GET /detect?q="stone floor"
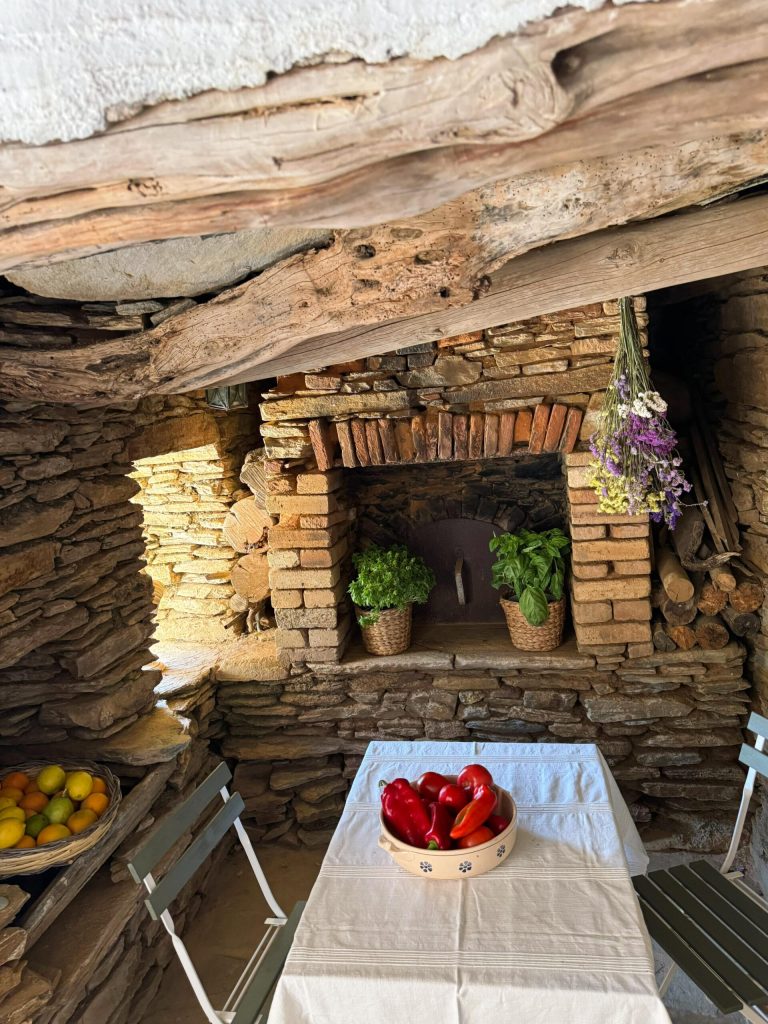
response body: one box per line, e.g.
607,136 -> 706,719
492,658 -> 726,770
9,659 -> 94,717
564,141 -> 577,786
140,844 -> 754,1024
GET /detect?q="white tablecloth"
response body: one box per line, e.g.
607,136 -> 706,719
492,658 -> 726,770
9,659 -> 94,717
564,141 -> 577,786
269,741 -> 671,1024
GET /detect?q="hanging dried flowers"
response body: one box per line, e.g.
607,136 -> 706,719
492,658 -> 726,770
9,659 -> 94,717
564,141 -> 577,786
588,297 -> 690,529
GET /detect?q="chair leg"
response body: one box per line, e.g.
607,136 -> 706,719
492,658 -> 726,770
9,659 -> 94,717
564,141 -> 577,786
658,962 -> 678,998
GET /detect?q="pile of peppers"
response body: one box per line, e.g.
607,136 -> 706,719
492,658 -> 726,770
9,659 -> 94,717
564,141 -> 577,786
380,763 -> 510,851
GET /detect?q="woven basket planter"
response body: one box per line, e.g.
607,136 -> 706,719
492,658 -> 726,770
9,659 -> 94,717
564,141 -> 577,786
0,760 -> 121,878
356,605 -> 412,656
500,596 -> 566,652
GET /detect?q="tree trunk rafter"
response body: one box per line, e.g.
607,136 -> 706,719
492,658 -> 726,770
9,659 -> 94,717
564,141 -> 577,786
2,0 -> 768,402
0,0 -> 767,269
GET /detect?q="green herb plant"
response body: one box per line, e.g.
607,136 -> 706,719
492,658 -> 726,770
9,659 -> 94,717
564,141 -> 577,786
348,544 -> 436,627
489,528 -> 571,626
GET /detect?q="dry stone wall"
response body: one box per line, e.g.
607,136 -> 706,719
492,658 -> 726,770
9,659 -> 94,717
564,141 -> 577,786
672,268 -> 768,887
217,633 -> 748,851
129,394 -> 257,643
0,391 -> 255,747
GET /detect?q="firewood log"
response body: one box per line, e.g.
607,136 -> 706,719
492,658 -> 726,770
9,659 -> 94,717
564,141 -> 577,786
672,506 -> 704,567
664,623 -> 697,650
699,543 -> 736,591
728,580 -> 764,613
720,604 -> 760,637
656,545 -> 694,602
652,620 -> 677,651
230,551 -> 270,602
693,614 -> 730,649
697,580 -> 727,616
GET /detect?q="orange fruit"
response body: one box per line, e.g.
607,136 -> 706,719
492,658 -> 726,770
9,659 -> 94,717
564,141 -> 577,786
0,787 -> 24,804
66,809 -> 97,835
14,835 -> 35,849
82,793 -> 109,817
25,780 -> 39,794
36,824 -> 71,845
3,772 -> 30,791
91,777 -> 107,795
19,792 -> 48,813
24,808 -> 37,820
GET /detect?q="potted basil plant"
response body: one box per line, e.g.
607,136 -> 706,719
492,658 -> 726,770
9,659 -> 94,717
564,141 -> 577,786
489,528 -> 571,651
348,544 -> 435,655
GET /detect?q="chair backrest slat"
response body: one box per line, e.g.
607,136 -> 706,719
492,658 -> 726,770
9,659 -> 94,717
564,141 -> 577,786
739,742 -> 768,781
747,711 -> 768,741
128,761 -> 232,883
145,791 -> 245,921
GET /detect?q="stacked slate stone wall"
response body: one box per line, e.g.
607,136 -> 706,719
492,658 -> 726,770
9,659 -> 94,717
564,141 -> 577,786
129,393 -> 258,643
217,634 -> 748,851
662,269 -> 768,887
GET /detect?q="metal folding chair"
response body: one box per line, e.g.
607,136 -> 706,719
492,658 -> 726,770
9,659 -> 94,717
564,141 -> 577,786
633,711 -> 768,1023
128,761 -> 305,1024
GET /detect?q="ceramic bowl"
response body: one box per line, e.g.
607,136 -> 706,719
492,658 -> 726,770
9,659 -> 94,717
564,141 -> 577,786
378,779 -> 517,879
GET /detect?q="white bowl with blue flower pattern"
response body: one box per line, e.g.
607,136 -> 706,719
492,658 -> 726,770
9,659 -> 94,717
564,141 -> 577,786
378,781 -> 517,879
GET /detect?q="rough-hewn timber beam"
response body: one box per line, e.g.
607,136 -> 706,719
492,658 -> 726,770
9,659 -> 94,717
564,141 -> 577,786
0,0 -> 767,271
4,178 -> 768,403
245,193 -> 768,382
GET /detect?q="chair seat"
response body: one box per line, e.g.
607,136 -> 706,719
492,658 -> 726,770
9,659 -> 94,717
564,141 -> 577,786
634,859 -> 768,1016
232,900 -> 305,1024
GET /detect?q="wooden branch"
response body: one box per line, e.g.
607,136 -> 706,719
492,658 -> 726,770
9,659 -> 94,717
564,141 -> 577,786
1,0 -> 768,271
671,506 -> 704,568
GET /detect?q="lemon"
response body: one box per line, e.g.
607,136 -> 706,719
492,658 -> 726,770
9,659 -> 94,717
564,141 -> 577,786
65,771 -> 93,802
37,765 -> 66,796
0,819 -> 25,850
25,813 -> 48,839
0,806 -> 25,823
45,796 -> 75,825
0,797 -> 17,812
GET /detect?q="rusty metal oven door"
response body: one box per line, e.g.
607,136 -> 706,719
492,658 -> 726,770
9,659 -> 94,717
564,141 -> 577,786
407,518 -> 504,623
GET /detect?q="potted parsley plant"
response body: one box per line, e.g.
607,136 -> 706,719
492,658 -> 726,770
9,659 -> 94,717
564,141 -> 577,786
489,527 -> 571,651
348,544 -> 435,655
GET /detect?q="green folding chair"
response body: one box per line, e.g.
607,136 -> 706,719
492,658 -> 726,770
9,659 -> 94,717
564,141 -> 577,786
128,761 -> 305,1024
634,711 -> 768,1023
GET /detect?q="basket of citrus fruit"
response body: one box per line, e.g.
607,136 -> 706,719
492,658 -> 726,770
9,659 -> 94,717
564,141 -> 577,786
0,761 -> 120,876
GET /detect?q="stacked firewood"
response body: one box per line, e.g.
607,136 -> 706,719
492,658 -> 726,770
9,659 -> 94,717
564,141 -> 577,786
224,450 -> 271,634
652,396 -> 763,651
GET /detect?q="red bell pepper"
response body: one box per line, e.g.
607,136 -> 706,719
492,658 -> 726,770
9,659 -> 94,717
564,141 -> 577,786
425,802 -> 453,850
438,783 -> 470,814
380,779 -> 430,848
416,771 -> 449,802
456,825 -> 494,849
457,763 -> 494,794
449,784 -> 497,839
486,813 -> 511,836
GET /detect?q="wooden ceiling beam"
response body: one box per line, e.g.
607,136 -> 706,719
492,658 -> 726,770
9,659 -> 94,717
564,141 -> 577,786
0,0 -> 767,272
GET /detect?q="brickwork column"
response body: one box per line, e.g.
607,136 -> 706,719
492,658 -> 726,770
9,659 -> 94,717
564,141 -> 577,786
266,466 -> 352,665
566,452 -> 653,660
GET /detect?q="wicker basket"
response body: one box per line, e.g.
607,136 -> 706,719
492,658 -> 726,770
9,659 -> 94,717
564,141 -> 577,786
0,760 -> 121,878
500,596 -> 566,652
356,604 -> 412,656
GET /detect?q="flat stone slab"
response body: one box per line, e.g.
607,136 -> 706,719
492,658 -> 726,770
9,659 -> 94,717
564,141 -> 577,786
8,707 -> 190,765
214,636 -> 290,682
426,625 -> 595,671
314,637 -> 453,675
151,640 -> 224,699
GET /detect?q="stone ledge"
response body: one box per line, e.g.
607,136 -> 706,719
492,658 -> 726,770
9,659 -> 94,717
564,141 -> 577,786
310,623 -> 596,674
